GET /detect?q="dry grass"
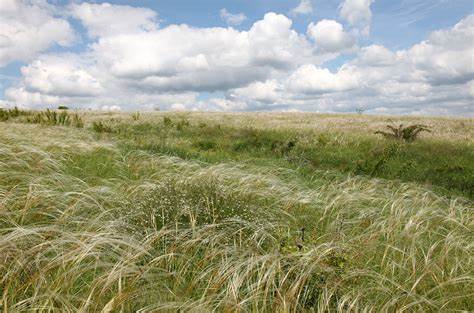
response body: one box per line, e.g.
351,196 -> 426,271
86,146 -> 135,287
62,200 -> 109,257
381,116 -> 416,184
81,111 -> 473,143
0,114 -> 473,312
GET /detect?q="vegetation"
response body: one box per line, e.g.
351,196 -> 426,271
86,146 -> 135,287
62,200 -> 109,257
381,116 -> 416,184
92,120 -> 115,133
92,116 -> 472,197
132,111 -> 140,121
375,123 -> 431,142
0,112 -> 472,312
0,106 -> 30,121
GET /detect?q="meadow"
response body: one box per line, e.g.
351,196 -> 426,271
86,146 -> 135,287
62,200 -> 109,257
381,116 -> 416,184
0,108 -> 473,312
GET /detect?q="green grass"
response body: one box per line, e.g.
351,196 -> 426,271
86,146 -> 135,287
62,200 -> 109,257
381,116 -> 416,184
0,113 -> 473,312
108,118 -> 473,198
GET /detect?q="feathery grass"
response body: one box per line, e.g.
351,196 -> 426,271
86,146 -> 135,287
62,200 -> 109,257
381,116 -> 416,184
0,113 -> 472,312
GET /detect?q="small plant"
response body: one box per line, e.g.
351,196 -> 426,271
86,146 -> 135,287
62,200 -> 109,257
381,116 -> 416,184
0,106 -> 29,121
163,116 -> 173,127
0,108 -> 9,121
132,111 -> 140,121
92,120 -> 114,133
193,140 -> 217,151
176,119 -> 190,131
375,124 -> 430,142
9,106 -> 21,118
57,110 -> 71,125
72,113 -> 84,128
24,109 -> 80,127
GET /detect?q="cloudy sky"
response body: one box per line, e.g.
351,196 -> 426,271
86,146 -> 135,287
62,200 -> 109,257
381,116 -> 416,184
0,0 -> 473,115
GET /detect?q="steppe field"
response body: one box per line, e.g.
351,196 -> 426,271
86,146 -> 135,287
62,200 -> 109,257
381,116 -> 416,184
0,109 -> 473,312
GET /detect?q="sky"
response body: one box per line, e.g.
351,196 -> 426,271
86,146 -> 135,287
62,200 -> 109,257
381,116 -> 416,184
0,0 -> 473,115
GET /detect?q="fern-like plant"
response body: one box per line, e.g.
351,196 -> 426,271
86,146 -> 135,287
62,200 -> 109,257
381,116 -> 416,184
375,124 -> 430,142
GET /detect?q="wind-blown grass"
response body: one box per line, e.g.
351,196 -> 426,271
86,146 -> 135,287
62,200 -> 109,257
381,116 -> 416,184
0,114 -> 473,312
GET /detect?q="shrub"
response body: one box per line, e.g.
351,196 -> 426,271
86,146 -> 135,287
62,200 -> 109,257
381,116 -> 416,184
58,105 -> 69,110
375,124 -> 430,142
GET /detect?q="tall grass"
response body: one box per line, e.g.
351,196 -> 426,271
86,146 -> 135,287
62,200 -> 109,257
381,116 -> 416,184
0,116 -> 472,311
25,109 -> 84,128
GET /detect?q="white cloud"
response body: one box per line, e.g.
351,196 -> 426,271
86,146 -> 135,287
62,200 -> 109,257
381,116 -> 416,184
339,0 -> 374,36
231,80 -> 281,103
3,1 -> 473,116
0,0 -> 74,67
406,15 -> 474,86
217,15 -> 474,116
86,12 -> 322,93
286,64 -> 360,94
307,19 -> 356,53
291,0 -> 313,16
219,8 -> 247,26
355,45 -> 396,66
20,54 -> 103,97
71,2 -> 158,38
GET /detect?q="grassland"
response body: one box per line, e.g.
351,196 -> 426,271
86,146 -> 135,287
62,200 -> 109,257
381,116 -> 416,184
0,110 -> 473,312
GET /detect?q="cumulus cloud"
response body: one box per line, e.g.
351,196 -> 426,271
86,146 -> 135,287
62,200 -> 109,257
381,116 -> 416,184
0,0 -> 74,67
71,2 -> 158,38
355,45 -> 396,66
406,15 -> 474,86
307,19 -> 356,53
85,12 -> 322,93
230,80 -> 281,103
220,15 -> 474,115
3,1 -> 473,116
291,0 -> 313,16
286,64 -> 359,94
219,8 -> 247,26
339,0 -> 374,36
20,54 -> 103,97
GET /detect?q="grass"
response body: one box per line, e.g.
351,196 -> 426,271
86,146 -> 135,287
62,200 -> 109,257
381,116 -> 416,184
0,112 -> 473,312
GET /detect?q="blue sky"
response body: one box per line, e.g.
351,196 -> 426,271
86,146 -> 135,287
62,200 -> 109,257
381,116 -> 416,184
1,0 -> 473,115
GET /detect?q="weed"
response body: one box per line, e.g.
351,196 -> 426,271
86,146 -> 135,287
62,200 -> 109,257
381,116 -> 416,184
193,139 -> 217,151
176,118 -> 190,131
92,120 -> 114,133
0,106 -> 29,121
23,109 -> 84,128
72,113 -> 84,128
375,123 -> 431,142
132,111 -> 140,121
163,116 -> 173,127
